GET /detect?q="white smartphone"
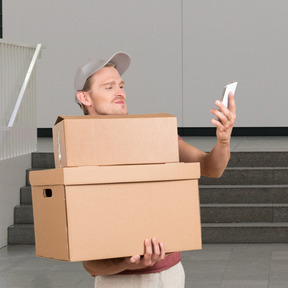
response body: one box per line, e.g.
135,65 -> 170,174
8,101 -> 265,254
221,81 -> 237,108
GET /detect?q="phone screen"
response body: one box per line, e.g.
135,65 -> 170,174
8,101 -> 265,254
222,81 -> 237,108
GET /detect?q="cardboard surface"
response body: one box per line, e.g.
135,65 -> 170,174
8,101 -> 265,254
30,163 -> 200,186
52,114 -> 179,168
31,163 -> 202,262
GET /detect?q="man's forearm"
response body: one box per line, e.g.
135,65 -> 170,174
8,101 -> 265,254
82,258 -> 127,276
201,140 -> 230,178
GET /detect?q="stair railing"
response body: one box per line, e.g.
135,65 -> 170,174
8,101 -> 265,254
0,41 -> 42,160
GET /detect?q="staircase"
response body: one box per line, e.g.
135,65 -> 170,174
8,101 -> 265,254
201,151 -> 288,243
8,151 -> 288,244
8,152 -> 55,244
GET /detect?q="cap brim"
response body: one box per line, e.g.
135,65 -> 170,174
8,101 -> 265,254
105,52 -> 131,76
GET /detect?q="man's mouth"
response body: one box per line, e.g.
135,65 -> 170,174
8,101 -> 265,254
114,99 -> 125,104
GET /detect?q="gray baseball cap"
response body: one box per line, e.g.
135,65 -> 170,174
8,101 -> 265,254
74,52 -> 131,104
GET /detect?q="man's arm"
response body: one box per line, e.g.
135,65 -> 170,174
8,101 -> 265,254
82,237 -> 165,276
179,93 -> 236,178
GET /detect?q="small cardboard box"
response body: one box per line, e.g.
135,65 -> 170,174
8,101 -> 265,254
53,113 -> 179,168
30,162 -> 202,261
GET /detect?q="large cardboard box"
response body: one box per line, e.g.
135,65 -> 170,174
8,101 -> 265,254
53,114 -> 179,168
30,162 -> 202,261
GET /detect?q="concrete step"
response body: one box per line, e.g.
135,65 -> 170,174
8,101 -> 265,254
228,152 -> 288,167
202,222 -> 288,243
9,223 -> 288,245
14,205 -> 33,224
20,186 -> 32,205
199,167 -> 288,185
30,151 -> 288,169
200,204 -> 288,223
32,152 -> 55,169
15,199 -> 288,224
8,224 -> 35,245
199,185 -> 288,204
26,167 -> 288,187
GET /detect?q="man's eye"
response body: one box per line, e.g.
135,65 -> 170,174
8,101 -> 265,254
106,86 -> 113,90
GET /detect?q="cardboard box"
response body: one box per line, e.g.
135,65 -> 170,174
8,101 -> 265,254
53,114 -> 179,168
30,162 -> 202,261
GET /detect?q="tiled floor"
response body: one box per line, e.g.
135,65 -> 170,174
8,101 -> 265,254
1,136 -> 287,287
182,244 -> 288,288
0,245 -> 93,288
2,244 -> 288,287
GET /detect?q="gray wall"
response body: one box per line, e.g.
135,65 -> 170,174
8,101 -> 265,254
3,0 -> 288,128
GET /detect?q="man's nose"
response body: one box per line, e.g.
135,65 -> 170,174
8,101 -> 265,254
116,86 -> 126,97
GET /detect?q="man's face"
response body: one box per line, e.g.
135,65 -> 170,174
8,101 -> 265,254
87,66 -> 128,116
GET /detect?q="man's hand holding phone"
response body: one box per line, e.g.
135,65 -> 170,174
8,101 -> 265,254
210,82 -> 237,145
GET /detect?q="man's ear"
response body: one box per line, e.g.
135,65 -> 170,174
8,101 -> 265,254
76,91 -> 92,107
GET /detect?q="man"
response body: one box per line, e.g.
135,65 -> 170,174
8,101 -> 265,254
74,52 -> 236,288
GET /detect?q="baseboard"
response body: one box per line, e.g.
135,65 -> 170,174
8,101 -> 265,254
178,127 -> 288,137
38,127 -> 288,137
38,128 -> 53,137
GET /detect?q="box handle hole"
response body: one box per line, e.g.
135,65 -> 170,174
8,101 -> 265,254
44,189 -> 53,198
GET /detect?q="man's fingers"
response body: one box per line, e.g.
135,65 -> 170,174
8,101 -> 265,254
211,97 -> 236,131
143,238 -> 153,263
142,238 -> 165,266
228,92 -> 236,113
130,255 -> 140,264
152,237 -> 160,256
211,118 -> 224,131
213,109 -> 228,122
159,242 -> 165,260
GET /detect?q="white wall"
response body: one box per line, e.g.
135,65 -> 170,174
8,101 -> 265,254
0,154 -> 31,248
183,0 -> 288,127
3,0 -> 288,128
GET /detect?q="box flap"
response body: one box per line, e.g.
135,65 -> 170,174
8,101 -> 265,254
30,168 -> 65,185
30,162 -> 200,186
54,113 -> 175,124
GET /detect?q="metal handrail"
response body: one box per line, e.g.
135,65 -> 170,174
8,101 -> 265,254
7,43 -> 42,128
